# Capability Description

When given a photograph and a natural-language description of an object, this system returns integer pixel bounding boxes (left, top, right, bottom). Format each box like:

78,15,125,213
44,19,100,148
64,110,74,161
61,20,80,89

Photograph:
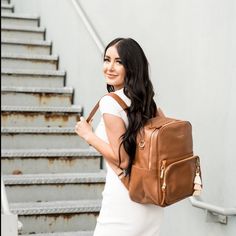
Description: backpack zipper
160,160,167,205
148,128,159,170
160,160,166,179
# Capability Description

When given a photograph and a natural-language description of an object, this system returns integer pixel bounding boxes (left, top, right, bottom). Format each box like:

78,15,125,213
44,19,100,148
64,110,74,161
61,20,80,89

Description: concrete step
22,231,93,236
3,172,105,202
2,25,45,40
1,0,10,4
1,148,102,174
1,68,65,88
1,13,40,27
1,127,88,149
2,38,52,55
1,3,14,14
10,200,100,234
1,86,73,107
1,53,58,70
1,105,82,127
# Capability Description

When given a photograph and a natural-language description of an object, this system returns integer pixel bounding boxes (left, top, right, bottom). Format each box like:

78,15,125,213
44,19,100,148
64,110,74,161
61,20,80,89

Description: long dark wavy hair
104,38,157,175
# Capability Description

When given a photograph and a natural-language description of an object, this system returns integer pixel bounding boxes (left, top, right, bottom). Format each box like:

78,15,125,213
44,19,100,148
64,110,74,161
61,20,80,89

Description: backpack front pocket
161,155,200,205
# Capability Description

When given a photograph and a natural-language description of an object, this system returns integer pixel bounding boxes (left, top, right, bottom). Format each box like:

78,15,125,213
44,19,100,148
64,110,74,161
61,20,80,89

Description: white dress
93,88,164,236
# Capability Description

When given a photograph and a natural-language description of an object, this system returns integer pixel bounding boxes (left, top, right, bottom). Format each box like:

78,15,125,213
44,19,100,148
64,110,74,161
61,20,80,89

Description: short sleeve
99,95,122,118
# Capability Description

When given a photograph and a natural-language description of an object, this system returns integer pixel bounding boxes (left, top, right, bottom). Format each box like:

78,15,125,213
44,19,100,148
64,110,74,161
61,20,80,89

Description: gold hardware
160,160,166,178
139,140,145,148
160,169,164,179
162,183,166,190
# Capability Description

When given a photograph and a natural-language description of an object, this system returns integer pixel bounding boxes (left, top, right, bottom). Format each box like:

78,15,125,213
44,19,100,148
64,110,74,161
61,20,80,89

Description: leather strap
108,93,128,111
86,102,99,123
86,93,128,122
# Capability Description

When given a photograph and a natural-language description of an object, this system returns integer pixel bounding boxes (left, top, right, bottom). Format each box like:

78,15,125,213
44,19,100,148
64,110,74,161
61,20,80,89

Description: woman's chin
106,79,115,86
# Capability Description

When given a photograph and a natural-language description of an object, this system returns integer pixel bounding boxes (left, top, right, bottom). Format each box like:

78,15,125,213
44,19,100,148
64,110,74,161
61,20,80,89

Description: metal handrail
189,196,236,216
189,196,236,224
71,0,105,54
1,178,12,215
1,178,23,230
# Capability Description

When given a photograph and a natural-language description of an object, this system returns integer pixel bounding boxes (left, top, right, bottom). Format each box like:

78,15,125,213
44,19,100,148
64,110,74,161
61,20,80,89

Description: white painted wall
11,0,236,235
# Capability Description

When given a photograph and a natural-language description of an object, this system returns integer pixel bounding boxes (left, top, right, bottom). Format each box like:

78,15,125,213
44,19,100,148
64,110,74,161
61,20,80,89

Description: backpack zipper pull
160,160,166,179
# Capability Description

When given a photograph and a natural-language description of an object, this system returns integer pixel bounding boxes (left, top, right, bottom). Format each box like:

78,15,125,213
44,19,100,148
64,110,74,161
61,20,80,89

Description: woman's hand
75,117,93,143
74,115,127,168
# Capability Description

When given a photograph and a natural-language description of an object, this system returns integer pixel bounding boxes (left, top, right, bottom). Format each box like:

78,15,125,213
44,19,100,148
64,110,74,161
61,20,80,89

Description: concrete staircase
1,1,104,235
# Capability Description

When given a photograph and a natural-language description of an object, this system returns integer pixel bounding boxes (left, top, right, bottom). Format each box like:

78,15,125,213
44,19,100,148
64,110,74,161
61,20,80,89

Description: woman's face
103,45,126,91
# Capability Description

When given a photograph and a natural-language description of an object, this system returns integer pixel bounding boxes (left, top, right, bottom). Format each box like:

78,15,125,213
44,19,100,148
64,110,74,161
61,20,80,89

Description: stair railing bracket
189,196,236,225
206,211,228,224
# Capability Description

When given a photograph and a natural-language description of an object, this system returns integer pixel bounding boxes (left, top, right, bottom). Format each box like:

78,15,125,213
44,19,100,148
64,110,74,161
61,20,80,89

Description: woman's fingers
74,116,93,139
75,116,84,131
80,116,85,121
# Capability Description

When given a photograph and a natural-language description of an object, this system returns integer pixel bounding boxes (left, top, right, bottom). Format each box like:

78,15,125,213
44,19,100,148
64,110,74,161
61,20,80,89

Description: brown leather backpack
87,93,202,207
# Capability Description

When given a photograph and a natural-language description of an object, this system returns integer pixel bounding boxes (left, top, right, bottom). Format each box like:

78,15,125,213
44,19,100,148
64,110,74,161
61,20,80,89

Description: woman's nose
107,62,114,71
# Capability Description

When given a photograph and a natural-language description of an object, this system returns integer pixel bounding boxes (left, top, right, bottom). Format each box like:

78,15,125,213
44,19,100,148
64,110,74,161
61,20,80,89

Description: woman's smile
106,73,118,78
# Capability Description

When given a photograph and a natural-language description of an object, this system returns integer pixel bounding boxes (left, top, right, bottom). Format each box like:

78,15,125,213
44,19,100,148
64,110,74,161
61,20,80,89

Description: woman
75,38,164,236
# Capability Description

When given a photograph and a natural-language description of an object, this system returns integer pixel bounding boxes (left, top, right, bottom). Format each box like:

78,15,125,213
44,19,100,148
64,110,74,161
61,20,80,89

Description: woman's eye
103,58,109,63
116,60,122,64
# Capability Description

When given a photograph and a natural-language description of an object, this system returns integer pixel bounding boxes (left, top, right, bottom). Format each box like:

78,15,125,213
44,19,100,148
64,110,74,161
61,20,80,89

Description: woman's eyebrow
104,55,121,60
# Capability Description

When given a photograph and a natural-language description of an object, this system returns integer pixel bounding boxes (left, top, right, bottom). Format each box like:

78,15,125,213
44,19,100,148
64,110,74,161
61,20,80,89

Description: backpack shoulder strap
86,101,100,123
86,92,166,123
107,93,129,110
86,92,128,122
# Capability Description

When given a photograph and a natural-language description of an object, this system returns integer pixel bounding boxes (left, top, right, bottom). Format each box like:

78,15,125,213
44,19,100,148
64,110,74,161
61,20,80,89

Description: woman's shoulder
114,88,131,107
99,89,130,115
99,93,122,117
99,94,118,108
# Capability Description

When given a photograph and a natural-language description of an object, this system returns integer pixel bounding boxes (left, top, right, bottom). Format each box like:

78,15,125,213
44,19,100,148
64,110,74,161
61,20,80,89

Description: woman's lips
106,74,117,78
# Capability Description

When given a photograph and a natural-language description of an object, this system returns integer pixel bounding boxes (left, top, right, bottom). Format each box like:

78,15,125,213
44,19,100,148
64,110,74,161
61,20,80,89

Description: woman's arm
102,113,129,169
75,115,129,169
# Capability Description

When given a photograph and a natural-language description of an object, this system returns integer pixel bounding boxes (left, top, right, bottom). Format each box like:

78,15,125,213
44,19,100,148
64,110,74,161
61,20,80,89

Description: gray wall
12,0,236,235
